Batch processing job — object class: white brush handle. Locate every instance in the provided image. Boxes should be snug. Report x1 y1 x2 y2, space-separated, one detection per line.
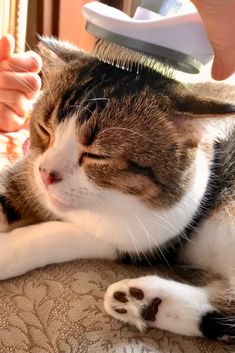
135 0 197 19
82 1 213 65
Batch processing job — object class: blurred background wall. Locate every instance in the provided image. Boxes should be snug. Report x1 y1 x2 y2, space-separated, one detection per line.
0 0 138 53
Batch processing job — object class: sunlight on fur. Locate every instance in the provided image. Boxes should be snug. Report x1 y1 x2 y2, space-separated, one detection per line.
0 37 234 343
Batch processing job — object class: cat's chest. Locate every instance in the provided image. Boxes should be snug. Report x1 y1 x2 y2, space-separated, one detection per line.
63 184 206 254
179 206 235 274
60 151 209 256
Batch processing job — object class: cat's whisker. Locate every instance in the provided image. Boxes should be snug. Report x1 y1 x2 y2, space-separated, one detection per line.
125 224 141 260
124 219 152 265
99 126 148 139
135 215 152 252
0 99 22 104
24 39 34 52
40 68 53 101
12 184 33 203
125 223 152 265
135 215 171 266
149 218 177 235
67 104 83 108
86 97 110 103
5 65 38 93
7 24 34 53
3 63 36 74
91 93 98 112
151 218 191 246
158 199 172 223
69 105 94 118
150 211 181 234
88 93 110 115
92 194 107 210
8 171 30 181
148 235 171 267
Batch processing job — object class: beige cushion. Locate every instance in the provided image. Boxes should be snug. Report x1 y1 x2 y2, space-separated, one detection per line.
0 260 232 353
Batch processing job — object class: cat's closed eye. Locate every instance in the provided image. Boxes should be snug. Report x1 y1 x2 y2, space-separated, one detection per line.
36 122 51 146
127 160 161 186
79 152 108 166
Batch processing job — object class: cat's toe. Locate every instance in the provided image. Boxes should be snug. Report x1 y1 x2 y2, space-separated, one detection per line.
104 278 162 330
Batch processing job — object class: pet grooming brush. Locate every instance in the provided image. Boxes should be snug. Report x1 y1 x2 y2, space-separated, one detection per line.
82 0 213 74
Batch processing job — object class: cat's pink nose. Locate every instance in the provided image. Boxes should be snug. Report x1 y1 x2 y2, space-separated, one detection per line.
39 167 62 186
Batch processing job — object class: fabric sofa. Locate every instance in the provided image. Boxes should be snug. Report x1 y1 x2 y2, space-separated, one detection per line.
0 259 233 353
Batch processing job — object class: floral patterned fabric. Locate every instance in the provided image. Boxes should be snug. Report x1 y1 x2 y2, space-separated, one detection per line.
0 130 234 353
0 260 234 353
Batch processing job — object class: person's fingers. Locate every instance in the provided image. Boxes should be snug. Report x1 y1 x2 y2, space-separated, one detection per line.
0 71 41 99
0 34 15 60
0 89 32 117
0 103 25 132
0 51 42 73
0 35 40 132
212 48 235 81
192 0 235 81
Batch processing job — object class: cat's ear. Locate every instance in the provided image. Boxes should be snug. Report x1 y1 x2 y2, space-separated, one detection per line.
36 36 87 76
172 93 235 145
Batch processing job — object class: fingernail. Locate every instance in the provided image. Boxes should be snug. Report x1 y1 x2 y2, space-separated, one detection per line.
27 52 42 71
212 57 235 81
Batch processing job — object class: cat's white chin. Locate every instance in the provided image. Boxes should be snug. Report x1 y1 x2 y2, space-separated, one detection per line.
45 189 90 215
47 191 71 211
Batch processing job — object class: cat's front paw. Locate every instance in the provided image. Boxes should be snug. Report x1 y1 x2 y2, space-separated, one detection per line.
104 276 209 337
104 277 162 330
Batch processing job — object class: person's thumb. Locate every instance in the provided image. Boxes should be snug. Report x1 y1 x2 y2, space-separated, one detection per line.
212 48 235 81
0 34 15 60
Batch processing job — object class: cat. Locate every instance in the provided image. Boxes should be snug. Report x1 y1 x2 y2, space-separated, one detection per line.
0 37 235 342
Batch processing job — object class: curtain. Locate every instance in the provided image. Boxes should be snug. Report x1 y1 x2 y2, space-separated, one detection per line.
0 0 138 53
0 0 28 52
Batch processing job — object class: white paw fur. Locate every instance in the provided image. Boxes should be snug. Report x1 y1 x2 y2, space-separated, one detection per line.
105 276 213 337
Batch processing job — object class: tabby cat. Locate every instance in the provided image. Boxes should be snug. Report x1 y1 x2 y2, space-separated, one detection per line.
0 38 235 342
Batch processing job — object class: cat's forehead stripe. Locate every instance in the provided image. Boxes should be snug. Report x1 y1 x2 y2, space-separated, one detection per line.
57 61 149 124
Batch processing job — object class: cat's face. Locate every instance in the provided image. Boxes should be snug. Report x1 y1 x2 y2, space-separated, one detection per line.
29 38 234 219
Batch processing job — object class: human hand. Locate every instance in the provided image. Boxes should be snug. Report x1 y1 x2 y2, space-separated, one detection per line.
192 0 235 81
0 34 42 132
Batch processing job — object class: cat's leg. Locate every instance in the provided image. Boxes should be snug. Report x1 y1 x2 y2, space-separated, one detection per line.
105 207 235 341
105 276 211 337
105 275 235 341
0 156 51 231
0 221 116 279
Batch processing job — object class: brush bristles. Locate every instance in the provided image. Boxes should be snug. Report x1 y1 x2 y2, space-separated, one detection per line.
92 39 175 78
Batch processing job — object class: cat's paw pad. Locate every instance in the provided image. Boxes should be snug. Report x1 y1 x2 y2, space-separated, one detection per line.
104 278 162 330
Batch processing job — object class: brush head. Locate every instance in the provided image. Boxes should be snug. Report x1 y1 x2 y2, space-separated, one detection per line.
87 24 202 75
82 1 213 75
92 38 179 78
